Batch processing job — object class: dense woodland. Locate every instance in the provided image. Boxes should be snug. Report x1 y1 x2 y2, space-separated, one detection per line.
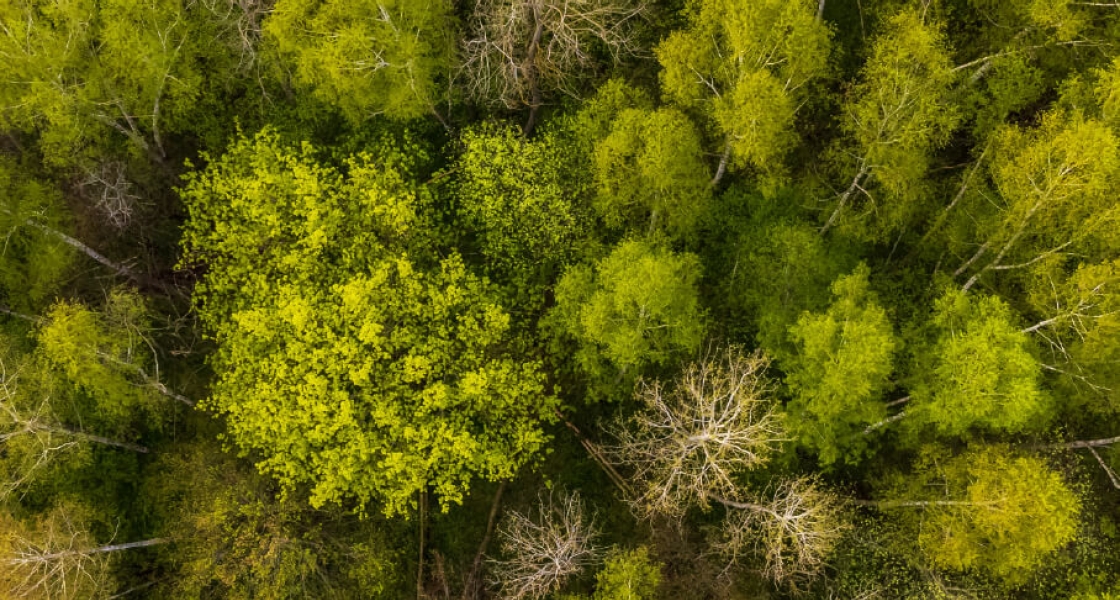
6 0 1120 598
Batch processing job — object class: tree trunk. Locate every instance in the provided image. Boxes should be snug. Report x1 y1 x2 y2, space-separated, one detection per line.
20 218 139 281
44 425 150 454
711 495 776 517
821 164 869 235
461 482 506 600
521 11 546 137
853 499 991 508
418 489 427 600
3 538 171 566
1042 435 1120 450
863 411 907 435
710 141 732 187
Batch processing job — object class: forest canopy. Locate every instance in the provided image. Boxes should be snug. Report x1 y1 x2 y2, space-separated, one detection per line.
4 0 1120 598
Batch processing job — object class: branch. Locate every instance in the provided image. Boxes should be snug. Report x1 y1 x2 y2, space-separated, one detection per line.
863 411 907 435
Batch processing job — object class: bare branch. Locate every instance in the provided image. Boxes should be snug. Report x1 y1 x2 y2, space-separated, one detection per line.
488 490 602 600
712 478 849 591
605 347 784 518
460 0 648 111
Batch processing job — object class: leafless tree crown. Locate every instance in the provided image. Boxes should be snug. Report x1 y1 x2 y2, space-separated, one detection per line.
606 347 785 517
461 0 648 109
79 162 141 231
488 490 602 600
713 477 849 591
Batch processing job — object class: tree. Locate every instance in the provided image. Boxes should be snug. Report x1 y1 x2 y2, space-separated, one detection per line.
822 9 960 237
0 0 228 166
656 0 830 181
604 347 843 589
461 0 648 135
0 503 169 599
591 108 711 239
148 444 401 600
785 264 897 466
552 240 706 380
489 490 602 600
0 344 150 500
37 290 192 418
873 445 1081 583
714 477 849 592
454 122 591 302
907 289 1050 437
588 546 661 600
605 347 783 517
726 218 856 356
179 130 558 514
0 156 73 312
264 0 456 123
955 111 1120 291
1019 258 1120 414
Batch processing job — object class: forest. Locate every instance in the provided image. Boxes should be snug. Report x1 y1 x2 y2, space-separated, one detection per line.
4 0 1120 598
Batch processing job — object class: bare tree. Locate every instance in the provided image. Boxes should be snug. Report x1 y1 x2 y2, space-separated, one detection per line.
604 348 845 588
194 0 275 72
605 347 785 518
78 162 141 231
461 0 648 134
712 477 849 591
488 490 602 600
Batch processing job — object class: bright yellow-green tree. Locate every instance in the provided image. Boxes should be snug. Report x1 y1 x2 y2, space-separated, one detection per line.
823 9 960 237
786 264 897 466
879 445 1081 583
656 0 830 182
908 289 1050 437
553 240 706 380
264 0 455 123
180 130 558 515
0 0 228 166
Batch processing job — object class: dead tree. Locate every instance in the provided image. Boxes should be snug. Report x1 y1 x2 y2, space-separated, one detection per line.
712 477 849 591
461 0 648 135
78 162 141 231
605 347 845 588
488 490 602 600
605 347 785 518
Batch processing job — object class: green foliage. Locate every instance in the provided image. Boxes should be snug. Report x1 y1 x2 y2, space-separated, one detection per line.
265 0 455 123
454 122 591 303
985 111 1120 263
0 156 72 312
656 0 830 176
0 0 229 166
729 218 856 357
592 108 711 239
570 79 654 153
7 1 1120 596
786 264 896 466
885 445 1081 583
150 444 400 600
968 0 1086 42
37 290 158 424
909 289 1050 437
831 9 960 237
592 546 662 600
553 240 706 382
180 130 558 514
